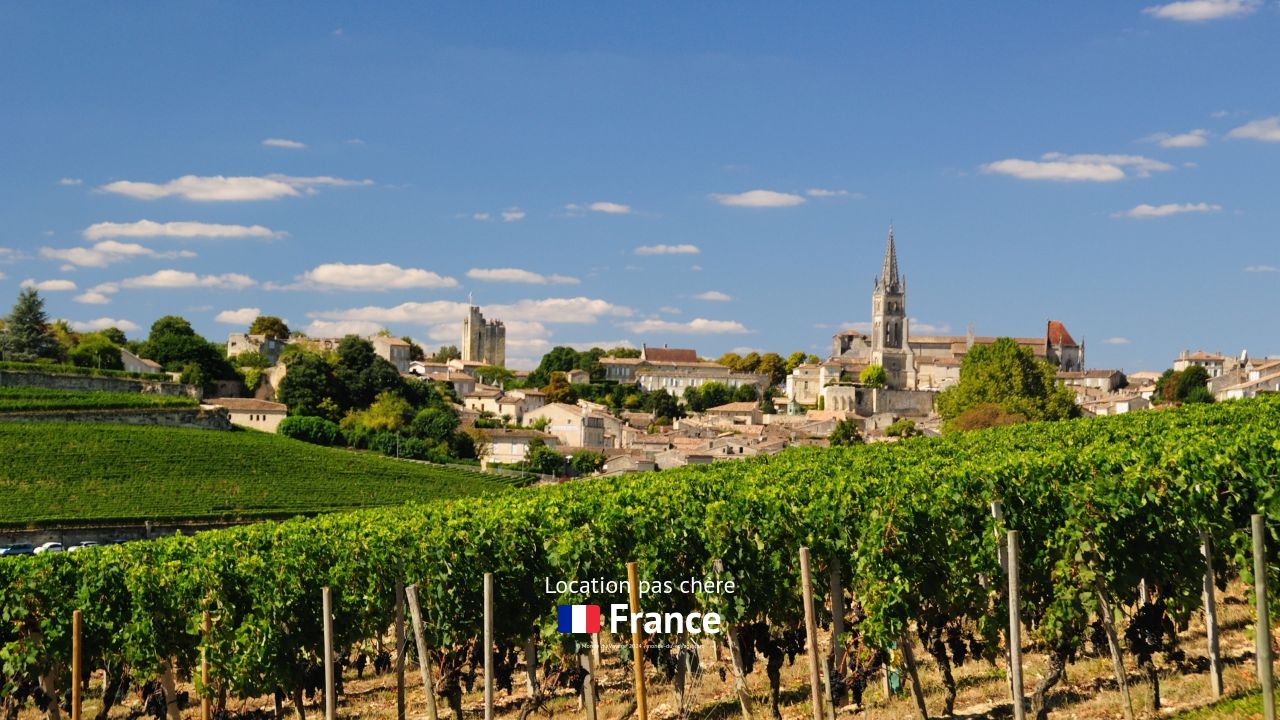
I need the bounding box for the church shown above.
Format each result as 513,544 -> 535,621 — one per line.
787,227 -> 1084,407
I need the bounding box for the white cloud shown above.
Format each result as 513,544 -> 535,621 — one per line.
303,319 -> 386,337
1227,117 -> 1280,143
262,138 -> 307,149
1103,337 -> 1132,345
589,201 -> 632,215
621,318 -> 750,335
566,339 -> 636,351
805,188 -> 864,199
69,317 -> 140,332
694,291 -> 733,301
0,271 -> 5,280
279,263 -> 458,291
981,152 -> 1172,182
20,278 -> 77,292
310,297 -> 631,327
910,320 -> 953,335
1143,129 -> 1210,148
1143,0 -> 1259,21
502,207 -> 526,222
122,270 -> 255,290
83,219 -> 282,241
59,177 -> 82,186
711,189 -> 806,208
659,306 -> 682,315
472,212 -> 492,221
40,241 -> 196,268
1113,202 -> 1222,218
1245,265 -> 1279,273
635,244 -> 700,256
98,174 -> 372,201
0,247 -> 26,263
466,268 -> 579,285
73,291 -> 111,305
215,307 -> 263,325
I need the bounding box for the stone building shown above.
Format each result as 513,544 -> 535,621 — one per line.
461,304 -> 506,368
794,226 -> 1086,400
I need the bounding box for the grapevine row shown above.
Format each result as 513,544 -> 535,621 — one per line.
3,397 -> 1280,718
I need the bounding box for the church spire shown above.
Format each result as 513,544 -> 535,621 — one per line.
878,224 -> 901,292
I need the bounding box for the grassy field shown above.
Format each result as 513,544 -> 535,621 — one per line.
0,386 -> 198,412
0,422 -> 514,527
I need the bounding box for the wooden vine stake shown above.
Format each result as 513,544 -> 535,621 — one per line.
1006,530 -> 1025,720
322,586 -> 336,720
1254,514 -> 1276,720
405,584 -> 440,720
714,559 -> 756,720
580,646 -> 598,720
992,501 -> 1014,700
201,610 -> 211,720
1201,531 -> 1223,699
898,631 -> 928,720
484,572 -> 495,720
395,582 -> 407,720
825,559 -> 843,717
628,561 -> 649,720
799,547 -> 824,720
71,609 -> 82,720
1093,581 -> 1135,720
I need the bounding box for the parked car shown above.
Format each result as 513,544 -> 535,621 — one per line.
0,543 -> 35,556
68,541 -> 100,553
34,542 -> 64,554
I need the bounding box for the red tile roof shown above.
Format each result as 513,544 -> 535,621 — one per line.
1047,320 -> 1077,347
641,346 -> 699,363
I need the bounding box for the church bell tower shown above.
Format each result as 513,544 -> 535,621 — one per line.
869,225 -> 913,389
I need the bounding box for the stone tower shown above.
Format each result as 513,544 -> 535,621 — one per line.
461,304 -> 506,367
869,225 -> 914,390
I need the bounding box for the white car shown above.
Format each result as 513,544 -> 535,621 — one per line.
34,542 -> 64,554
68,541 -> 100,553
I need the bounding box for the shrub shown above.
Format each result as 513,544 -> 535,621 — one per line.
278,416 -> 345,446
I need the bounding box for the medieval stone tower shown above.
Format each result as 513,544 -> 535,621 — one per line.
869,226 -> 915,390
461,303 -> 506,367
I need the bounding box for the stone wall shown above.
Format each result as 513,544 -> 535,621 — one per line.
870,388 -> 936,416
0,369 -> 200,398
0,518 -> 260,548
0,405 -> 231,430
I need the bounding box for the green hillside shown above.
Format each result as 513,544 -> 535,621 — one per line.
0,386 -> 198,412
0,422 -> 514,527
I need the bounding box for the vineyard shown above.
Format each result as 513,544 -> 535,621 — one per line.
3,397 -> 1280,719
0,361 -> 168,381
0,423 -> 514,528
0,387 -> 198,412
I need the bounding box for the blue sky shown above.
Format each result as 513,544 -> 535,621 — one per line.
1,2 -> 1277,370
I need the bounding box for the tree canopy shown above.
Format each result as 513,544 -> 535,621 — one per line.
0,288 -> 60,362
935,338 -> 1079,431
248,315 -> 290,339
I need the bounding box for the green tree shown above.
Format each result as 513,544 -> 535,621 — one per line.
99,327 -> 128,346
475,365 -> 515,386
935,338 -> 1079,431
1175,366 -> 1213,403
757,352 -> 787,386
684,381 -> 733,412
278,352 -> 344,420
605,347 -> 641,359
0,288 -> 60,361
410,406 -> 460,443
248,315 -> 290,338
67,332 -> 124,370
522,438 -> 564,475
806,354 -> 821,364
570,450 -> 606,476
828,418 -> 863,446
356,391 -> 415,432
859,364 -> 887,389
645,389 -> 685,422
543,371 -> 578,404
142,315 -> 237,389
230,351 -> 270,369
716,352 -> 742,369
528,346 -> 579,387
401,336 -> 425,362
428,345 -> 461,363
335,335 -> 404,408
885,418 -> 920,437
784,351 -> 808,374
733,384 -> 759,402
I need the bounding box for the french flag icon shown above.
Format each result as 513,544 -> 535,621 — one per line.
558,604 -> 602,633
